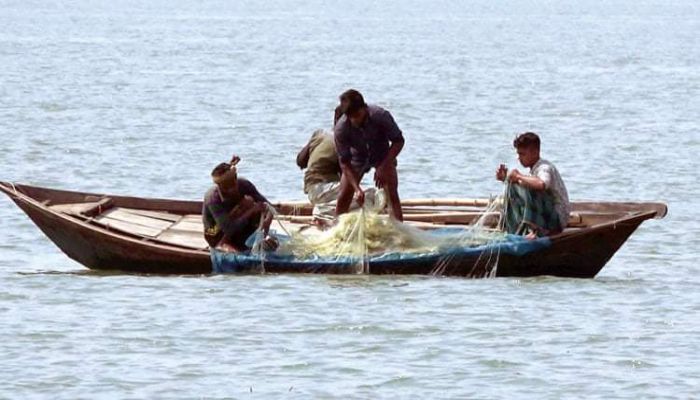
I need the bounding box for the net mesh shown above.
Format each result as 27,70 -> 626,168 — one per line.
273,188 -> 510,276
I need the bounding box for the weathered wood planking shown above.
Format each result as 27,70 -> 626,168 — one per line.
156,229 -> 209,250
93,215 -> 164,237
572,202 -> 667,218
51,201 -> 106,216
118,208 -> 182,222
400,198 -> 492,207
99,209 -> 173,231
92,208 -> 176,237
169,215 -> 204,232
402,206 -> 491,214
169,221 -> 202,232
50,198 -> 113,217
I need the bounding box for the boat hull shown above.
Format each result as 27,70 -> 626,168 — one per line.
5,186 -> 210,274
1,182 -> 660,277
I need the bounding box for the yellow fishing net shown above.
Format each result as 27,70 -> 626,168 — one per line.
275,188 -> 510,260
280,208 -> 444,258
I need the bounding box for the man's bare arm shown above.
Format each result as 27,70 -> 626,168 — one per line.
509,170 -> 546,191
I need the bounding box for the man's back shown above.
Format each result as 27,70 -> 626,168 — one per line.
303,130 -> 341,193
333,104 -> 404,169
530,158 -> 570,230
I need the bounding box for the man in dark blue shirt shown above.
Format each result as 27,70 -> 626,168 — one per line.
333,89 -> 405,221
202,157 -> 276,252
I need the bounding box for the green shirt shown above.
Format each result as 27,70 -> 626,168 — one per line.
303,130 -> 341,193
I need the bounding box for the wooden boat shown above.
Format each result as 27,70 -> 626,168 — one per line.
0,181 -> 666,277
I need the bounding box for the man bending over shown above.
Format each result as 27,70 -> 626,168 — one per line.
334,89 -> 405,221
296,107 -> 344,223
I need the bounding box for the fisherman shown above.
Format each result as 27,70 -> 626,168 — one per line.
496,132 -> 570,238
334,89 -> 405,221
295,107 -> 344,223
203,156 -> 278,252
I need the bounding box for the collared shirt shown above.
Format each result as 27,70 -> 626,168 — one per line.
334,104 -> 405,169
303,130 -> 341,193
530,158 -> 570,230
202,178 -> 268,249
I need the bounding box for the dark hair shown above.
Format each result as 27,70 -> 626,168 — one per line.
333,105 -> 343,125
513,132 -> 540,149
211,162 -> 231,177
339,89 -> 367,117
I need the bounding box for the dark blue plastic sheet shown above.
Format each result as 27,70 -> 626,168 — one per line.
211,228 -> 552,274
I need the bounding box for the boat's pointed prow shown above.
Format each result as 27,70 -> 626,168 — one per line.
0,181 -> 13,194
0,181 -> 21,201
654,203 -> 668,219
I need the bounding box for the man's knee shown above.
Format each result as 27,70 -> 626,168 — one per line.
378,165 -> 398,189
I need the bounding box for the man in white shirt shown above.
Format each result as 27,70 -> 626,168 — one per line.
496,132 -> 570,238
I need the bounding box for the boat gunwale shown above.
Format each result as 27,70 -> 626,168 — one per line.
1,181 -> 666,254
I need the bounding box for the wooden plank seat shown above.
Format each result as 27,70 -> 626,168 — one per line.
156,229 -> 209,250
50,197 -> 114,217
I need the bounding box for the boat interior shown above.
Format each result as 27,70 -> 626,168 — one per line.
36,191 -> 667,252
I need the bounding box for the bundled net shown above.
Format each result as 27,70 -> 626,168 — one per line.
279,190 -> 432,256
274,189 -> 510,277
280,207 -> 445,258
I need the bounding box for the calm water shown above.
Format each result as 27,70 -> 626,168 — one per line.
1,0 -> 698,398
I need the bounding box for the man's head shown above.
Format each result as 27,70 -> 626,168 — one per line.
513,132 -> 541,168
211,162 -> 239,198
339,89 -> 368,128
333,105 -> 343,126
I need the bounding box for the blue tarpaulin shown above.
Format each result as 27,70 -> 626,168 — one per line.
211,229 -> 551,274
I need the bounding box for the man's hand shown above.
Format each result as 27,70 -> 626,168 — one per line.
496,164 -> 508,181
239,195 -> 255,209
262,234 -> 279,251
508,169 -> 523,184
262,205 -> 273,225
240,201 -> 266,220
374,163 -> 391,188
355,188 -> 365,206
251,201 -> 267,214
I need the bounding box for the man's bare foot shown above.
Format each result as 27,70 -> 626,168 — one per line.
216,242 -> 239,252
311,217 -> 334,230
262,235 -> 279,251
524,231 -> 538,241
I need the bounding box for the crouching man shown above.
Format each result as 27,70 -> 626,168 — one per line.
203,157 -> 278,251
496,132 -> 570,238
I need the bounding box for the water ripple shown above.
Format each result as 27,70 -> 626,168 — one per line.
1,0 -> 699,398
